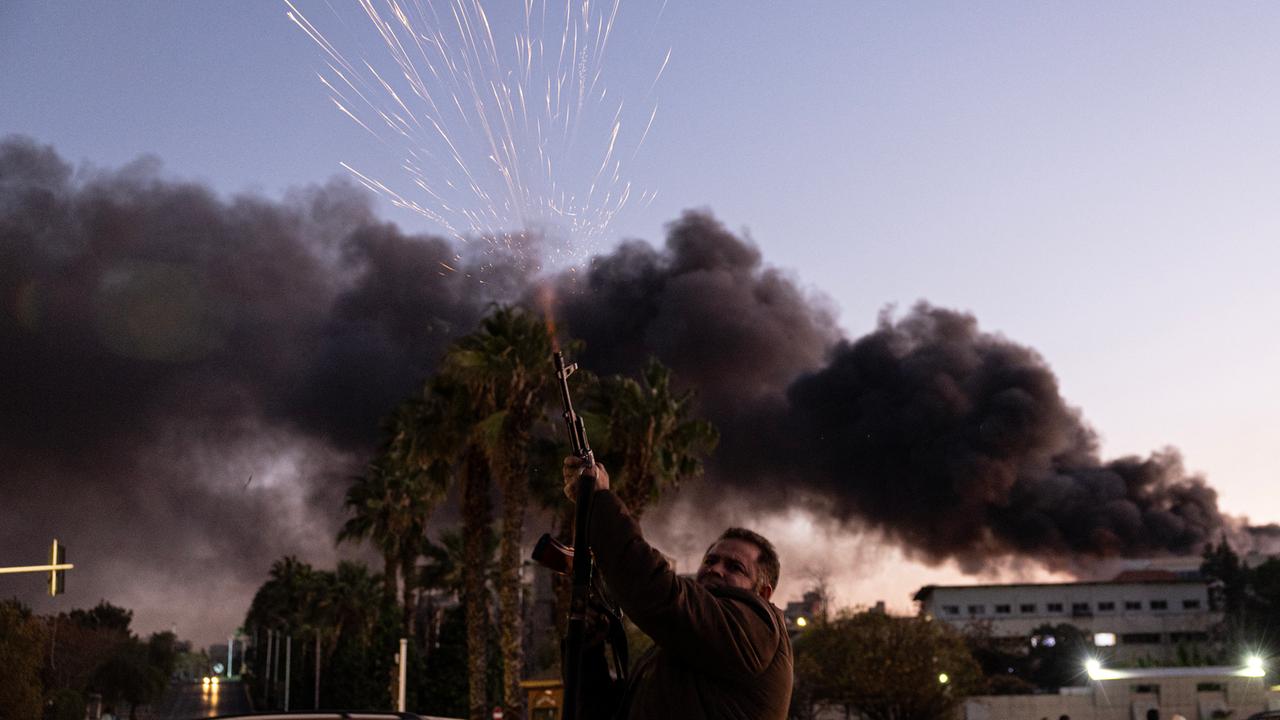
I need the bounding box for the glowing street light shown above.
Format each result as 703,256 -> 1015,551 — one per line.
795,616 -> 808,628
1085,658 -> 1103,680
938,673 -> 950,685
1244,655 -> 1265,677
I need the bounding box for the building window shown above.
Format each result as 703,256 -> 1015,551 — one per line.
1125,601 -> 1142,610
1020,603 -> 1036,613
1098,601 -> 1115,611
1094,632 -> 1117,647
942,605 -> 959,615
1150,600 -> 1168,610
1121,633 -> 1162,645
967,605 -> 985,615
1170,632 -> 1209,643
995,604 -> 1011,614
1182,599 -> 1201,609
1047,603 -> 1064,612
1071,602 -> 1091,615
1197,682 -> 1224,692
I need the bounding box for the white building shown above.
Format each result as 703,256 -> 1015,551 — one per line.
915,574 -> 1222,663
964,665 -> 1279,720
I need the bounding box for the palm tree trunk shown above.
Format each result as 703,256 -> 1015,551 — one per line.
462,445 -> 492,720
382,551 -> 398,610
496,445 -> 527,719
401,553 -> 417,638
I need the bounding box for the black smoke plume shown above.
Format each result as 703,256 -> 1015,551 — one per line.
552,214 -> 1226,569
0,137 -> 1242,642
0,136 -> 526,642
782,307 -> 1221,569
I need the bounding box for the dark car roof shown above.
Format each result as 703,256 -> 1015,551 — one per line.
207,713 -> 454,720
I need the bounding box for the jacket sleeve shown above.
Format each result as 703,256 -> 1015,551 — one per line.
587,490 -> 782,679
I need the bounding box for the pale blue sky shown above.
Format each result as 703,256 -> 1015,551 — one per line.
4,2 -> 1280,624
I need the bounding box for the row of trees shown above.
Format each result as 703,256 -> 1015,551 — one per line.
0,598 -> 192,720
244,304 -> 718,719
1199,536 -> 1280,675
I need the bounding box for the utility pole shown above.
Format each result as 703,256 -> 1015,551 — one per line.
265,630 -> 275,707
284,635 -> 292,711
314,633 -> 321,709
397,637 -> 407,712
227,634 -> 234,679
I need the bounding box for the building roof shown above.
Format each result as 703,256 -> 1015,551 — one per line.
1110,569 -> 1182,582
913,576 -> 1209,602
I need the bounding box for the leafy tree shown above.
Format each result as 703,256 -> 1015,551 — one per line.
792,610 -> 982,720
964,624 -> 1034,694
48,607 -> 132,705
146,631 -> 179,678
1202,537 -> 1249,616
69,600 -> 133,633
1026,623 -> 1090,690
93,638 -> 164,719
0,599 -> 45,720
1252,557 -> 1280,609
45,688 -> 86,720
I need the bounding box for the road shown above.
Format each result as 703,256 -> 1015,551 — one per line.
153,679 -> 252,719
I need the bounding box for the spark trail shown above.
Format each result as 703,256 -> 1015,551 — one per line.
285,0 -> 668,268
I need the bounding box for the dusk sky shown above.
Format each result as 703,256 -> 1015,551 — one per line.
3,2 -> 1280,648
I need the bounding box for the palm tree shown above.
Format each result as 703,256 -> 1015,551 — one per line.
397,372 -> 496,720
323,561 -> 383,648
386,399 -> 452,636
443,305 -> 554,719
338,411 -> 445,636
245,556 -> 328,708
337,459 -> 405,610
590,357 -> 719,519
415,529 -> 499,672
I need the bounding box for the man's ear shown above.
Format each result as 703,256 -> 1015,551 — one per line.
758,583 -> 774,602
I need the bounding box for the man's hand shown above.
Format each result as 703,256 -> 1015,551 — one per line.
563,455 -> 609,500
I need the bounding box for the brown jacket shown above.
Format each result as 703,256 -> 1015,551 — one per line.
588,490 -> 793,720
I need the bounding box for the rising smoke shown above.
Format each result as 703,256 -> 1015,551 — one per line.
550,212 -> 1228,571
0,136 -> 1250,642
0,136 -> 527,640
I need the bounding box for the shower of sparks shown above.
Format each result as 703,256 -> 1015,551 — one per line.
285,0 -> 669,268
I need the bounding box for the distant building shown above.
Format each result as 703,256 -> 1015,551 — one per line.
963,665 -> 1280,720
783,590 -> 828,633
914,573 -> 1222,663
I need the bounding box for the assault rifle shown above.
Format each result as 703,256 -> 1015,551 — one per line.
530,351 -> 626,720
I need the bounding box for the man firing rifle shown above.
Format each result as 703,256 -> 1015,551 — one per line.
562,456 -> 794,720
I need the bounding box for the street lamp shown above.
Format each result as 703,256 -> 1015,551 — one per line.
1244,655 -> 1265,677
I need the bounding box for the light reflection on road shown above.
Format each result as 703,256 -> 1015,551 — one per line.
155,679 -> 251,719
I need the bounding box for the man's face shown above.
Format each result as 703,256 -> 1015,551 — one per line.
697,538 -> 773,600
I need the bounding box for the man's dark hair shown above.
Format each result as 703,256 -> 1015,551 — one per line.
713,527 -> 781,590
